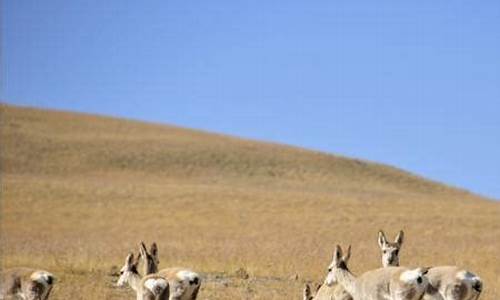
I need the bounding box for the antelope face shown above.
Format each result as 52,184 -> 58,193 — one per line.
325,245 -> 351,287
116,265 -> 131,287
378,230 -> 403,267
380,243 -> 400,267
116,253 -> 139,287
325,262 -> 337,286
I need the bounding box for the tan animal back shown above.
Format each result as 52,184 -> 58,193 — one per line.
423,266 -> 482,300
141,274 -> 170,300
313,283 -> 352,300
0,267 -> 55,300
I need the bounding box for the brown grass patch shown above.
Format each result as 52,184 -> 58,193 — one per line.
1,104 -> 499,299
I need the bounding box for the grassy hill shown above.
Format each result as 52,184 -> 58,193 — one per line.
1,104 -> 499,299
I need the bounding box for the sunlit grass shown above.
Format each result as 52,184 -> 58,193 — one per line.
1,104 -> 499,299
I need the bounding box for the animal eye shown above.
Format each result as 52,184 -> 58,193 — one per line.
328,268 -> 332,272
119,271 -> 124,275
383,250 -> 387,254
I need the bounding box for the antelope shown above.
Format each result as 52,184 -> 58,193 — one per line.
423,267 -> 482,300
378,230 -> 404,267
305,230 -> 405,300
376,231 -> 483,300
116,252 -> 170,300
0,268 -> 55,300
138,242 -> 201,300
326,244 -> 429,300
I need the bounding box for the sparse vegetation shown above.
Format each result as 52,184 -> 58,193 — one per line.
1,104 -> 499,299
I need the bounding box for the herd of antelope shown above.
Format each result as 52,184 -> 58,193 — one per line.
0,230 -> 483,300
0,241 -> 201,300
303,230 -> 482,300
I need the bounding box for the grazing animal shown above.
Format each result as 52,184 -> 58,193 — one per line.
305,230 -> 404,300
326,245 -> 429,300
116,253 -> 170,300
378,230 -> 404,267
376,231 -> 483,300
0,268 -> 55,300
423,267 -> 482,300
138,242 -> 201,300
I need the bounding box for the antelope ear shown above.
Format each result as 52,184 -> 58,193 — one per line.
150,242 -> 159,260
343,245 -> 351,262
315,283 -> 322,292
378,230 -> 387,248
303,284 -> 312,300
126,253 -> 134,266
139,241 -> 148,257
395,230 -> 404,246
133,252 -> 141,266
420,267 -> 430,275
333,245 -> 343,263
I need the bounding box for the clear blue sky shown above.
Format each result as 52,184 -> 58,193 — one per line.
2,1 -> 499,200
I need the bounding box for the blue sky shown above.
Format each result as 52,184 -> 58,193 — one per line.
2,1 -> 500,199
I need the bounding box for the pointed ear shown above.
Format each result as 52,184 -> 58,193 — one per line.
333,245 -> 343,263
378,230 -> 387,248
133,252 -> 141,266
150,242 -> 158,260
343,245 -> 351,262
126,252 -> 134,266
395,230 -> 404,246
303,284 -> 312,300
315,283 -> 322,292
420,266 -> 430,275
139,241 -> 148,258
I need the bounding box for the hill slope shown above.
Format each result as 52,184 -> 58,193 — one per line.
0,104 -> 470,195
1,104 -> 499,299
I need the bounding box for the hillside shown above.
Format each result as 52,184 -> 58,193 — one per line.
1,104 -> 499,299
0,104 -> 471,195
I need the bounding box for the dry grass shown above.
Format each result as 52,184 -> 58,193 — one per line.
1,104 -> 499,299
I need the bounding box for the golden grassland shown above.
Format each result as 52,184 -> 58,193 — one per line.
1,104 -> 499,299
